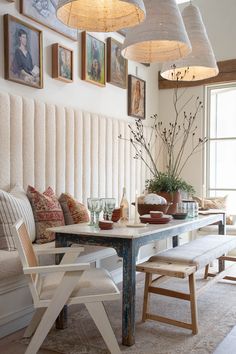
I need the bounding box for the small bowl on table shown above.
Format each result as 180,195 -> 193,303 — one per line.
99,221 -> 114,230
150,211 -> 164,219
172,213 -> 188,220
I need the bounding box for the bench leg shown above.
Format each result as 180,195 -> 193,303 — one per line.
142,273 -> 152,322
189,273 -> 198,335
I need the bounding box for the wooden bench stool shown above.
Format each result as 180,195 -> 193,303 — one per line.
136,235 -> 236,334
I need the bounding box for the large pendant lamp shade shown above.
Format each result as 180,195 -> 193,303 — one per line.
161,3 -> 219,81
121,0 -> 192,63
56,0 -> 146,32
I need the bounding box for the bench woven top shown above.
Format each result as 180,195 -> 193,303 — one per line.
149,235 -> 236,270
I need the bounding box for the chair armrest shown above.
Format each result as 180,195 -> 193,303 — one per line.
35,246 -> 84,256
23,263 -> 90,274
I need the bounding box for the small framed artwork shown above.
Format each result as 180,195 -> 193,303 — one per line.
4,14 -> 43,89
107,37 -> 127,89
82,32 -> 106,87
20,0 -> 77,41
128,75 -> 146,119
52,44 -> 73,83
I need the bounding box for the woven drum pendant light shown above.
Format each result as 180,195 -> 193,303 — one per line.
121,0 -> 192,63
161,3 -> 219,81
56,0 -> 146,32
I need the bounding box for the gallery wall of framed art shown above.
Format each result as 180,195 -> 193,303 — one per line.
0,2 -> 156,120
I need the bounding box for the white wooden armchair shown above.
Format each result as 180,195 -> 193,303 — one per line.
13,219 -> 121,354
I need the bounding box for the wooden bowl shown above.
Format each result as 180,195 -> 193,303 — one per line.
137,203 -> 170,216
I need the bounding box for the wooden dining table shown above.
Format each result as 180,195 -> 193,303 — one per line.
49,212 -> 225,346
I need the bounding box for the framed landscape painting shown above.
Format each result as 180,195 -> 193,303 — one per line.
107,37 -> 127,89
82,32 -> 106,87
128,75 -> 146,119
4,14 -> 43,89
20,0 -> 77,40
52,43 -> 73,83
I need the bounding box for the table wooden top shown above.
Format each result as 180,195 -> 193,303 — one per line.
48,213 -> 224,240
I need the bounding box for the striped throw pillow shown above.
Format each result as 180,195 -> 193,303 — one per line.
0,185 -> 36,251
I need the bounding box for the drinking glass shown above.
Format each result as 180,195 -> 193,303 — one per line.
106,198 -> 116,221
87,198 -> 96,226
101,198 -> 109,220
93,199 -> 103,228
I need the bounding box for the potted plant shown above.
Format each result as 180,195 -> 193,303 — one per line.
119,70 -> 207,213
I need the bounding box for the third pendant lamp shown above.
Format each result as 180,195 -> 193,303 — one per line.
56,0 -> 146,32
122,0 -> 192,63
161,3 -> 219,81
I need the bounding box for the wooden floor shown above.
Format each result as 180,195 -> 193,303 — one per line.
0,328 -> 58,354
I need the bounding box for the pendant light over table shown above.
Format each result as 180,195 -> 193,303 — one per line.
161,3 -> 219,81
56,0 -> 146,32
122,0 -> 192,63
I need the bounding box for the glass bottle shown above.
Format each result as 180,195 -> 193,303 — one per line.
120,187 -> 129,222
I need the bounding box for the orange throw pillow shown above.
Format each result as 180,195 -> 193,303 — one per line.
27,186 -> 65,244
59,193 -> 89,224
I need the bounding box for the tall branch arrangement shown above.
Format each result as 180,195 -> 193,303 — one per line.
119,69 -> 208,194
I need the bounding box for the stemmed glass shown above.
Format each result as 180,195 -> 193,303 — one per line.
88,198 -> 103,227
93,199 -> 103,228
105,198 -> 116,221
87,198 -> 96,226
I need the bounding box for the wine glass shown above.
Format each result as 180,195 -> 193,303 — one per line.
101,198 -> 109,220
87,198 -> 96,226
105,198 -> 116,221
93,199 -> 103,228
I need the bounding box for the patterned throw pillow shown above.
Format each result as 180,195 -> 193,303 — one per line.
193,195 -> 232,224
0,185 -> 36,251
193,195 -> 228,210
27,186 -> 65,244
59,193 -> 89,224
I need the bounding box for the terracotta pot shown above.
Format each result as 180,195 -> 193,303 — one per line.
158,191 -> 182,214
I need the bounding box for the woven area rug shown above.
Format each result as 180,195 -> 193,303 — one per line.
22,270 -> 236,354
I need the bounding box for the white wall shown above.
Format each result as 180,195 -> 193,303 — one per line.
159,0 -> 236,195
0,0 -> 159,121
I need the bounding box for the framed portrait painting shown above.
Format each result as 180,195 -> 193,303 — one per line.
128,75 -> 146,119
107,37 -> 127,89
4,14 -> 43,89
20,0 -> 77,41
82,32 -> 106,87
52,43 -> 73,83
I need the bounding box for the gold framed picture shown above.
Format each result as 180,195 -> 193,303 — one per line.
128,75 -> 146,119
107,37 -> 127,89
4,14 -> 43,89
52,43 -> 73,83
82,32 -> 106,87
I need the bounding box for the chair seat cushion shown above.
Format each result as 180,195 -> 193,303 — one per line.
150,235 -> 236,270
39,268 -> 120,301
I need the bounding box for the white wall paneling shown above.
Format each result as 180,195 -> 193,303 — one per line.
0,92 -> 153,206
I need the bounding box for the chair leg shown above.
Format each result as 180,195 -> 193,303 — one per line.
188,273 -> 198,335
204,264 -> 209,279
25,275 -> 77,354
142,272 -> 152,322
24,308 -> 46,338
85,302 -> 121,354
